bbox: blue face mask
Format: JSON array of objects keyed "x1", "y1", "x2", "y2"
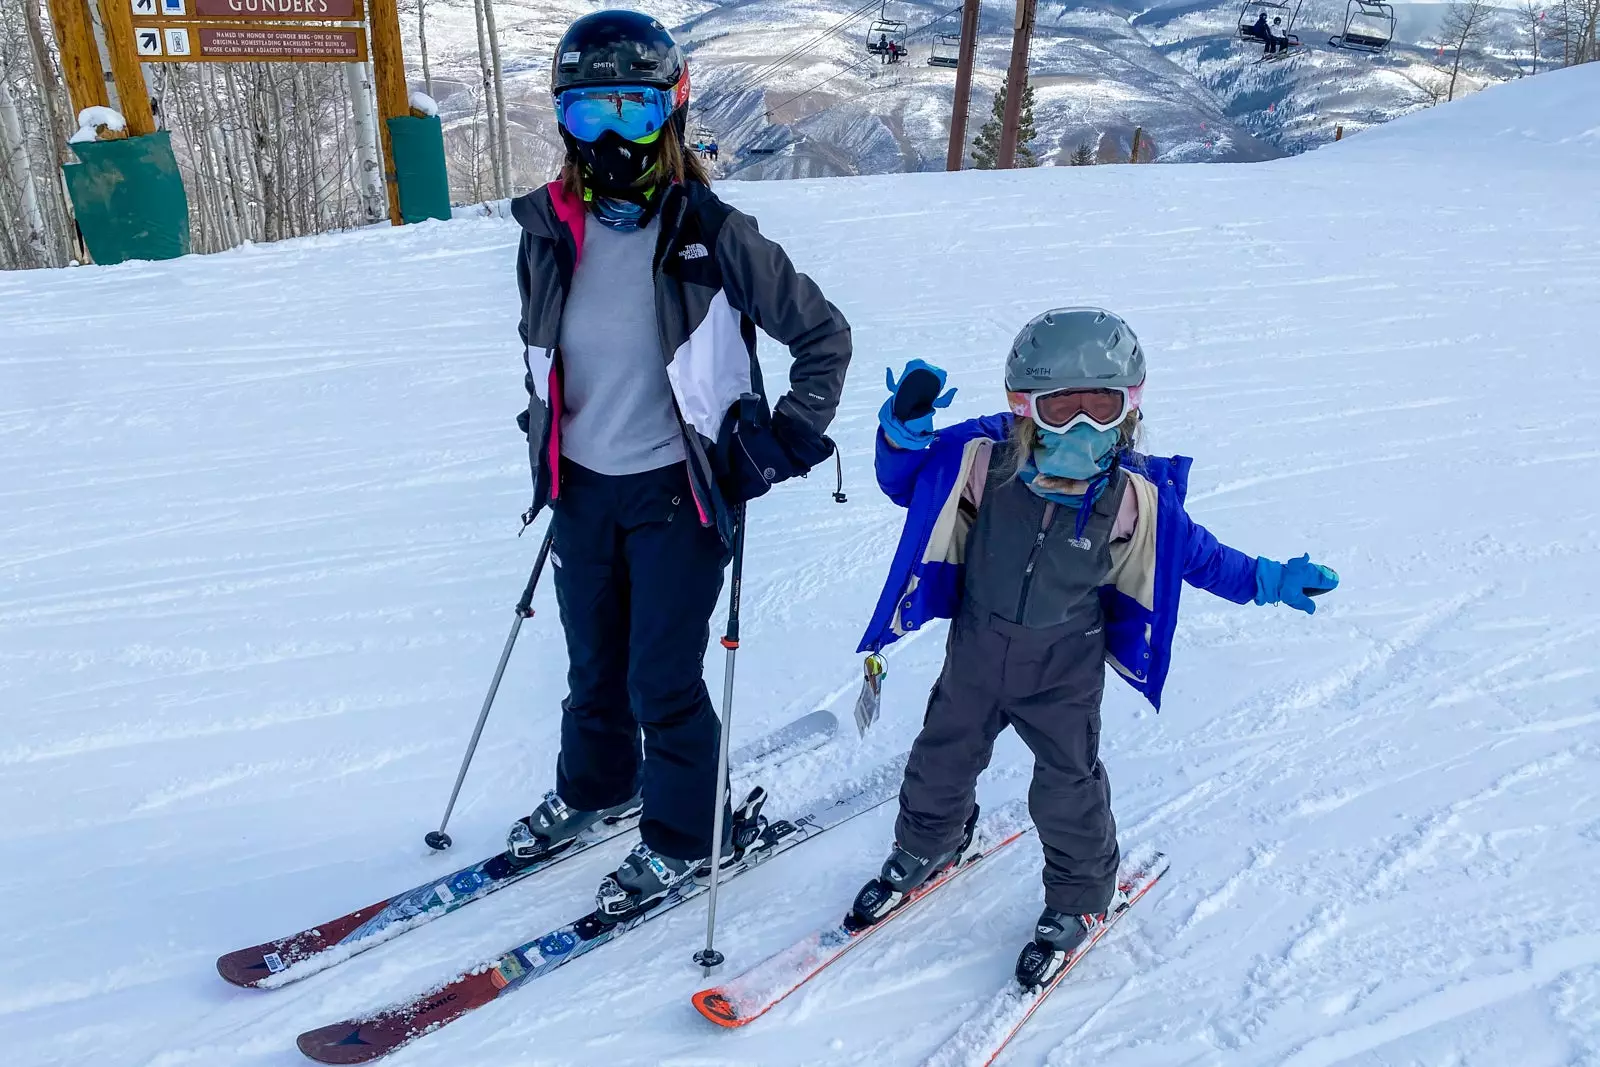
[
  {"x1": 591, "y1": 195, "x2": 647, "y2": 231},
  {"x1": 1034, "y1": 423, "x2": 1120, "y2": 480}
]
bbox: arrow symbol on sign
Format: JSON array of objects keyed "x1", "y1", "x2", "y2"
[{"x1": 140, "y1": 31, "x2": 158, "y2": 49}]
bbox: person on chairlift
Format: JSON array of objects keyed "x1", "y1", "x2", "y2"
[{"x1": 1265, "y1": 16, "x2": 1290, "y2": 54}]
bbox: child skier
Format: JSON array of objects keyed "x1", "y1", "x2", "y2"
[{"x1": 852, "y1": 307, "x2": 1338, "y2": 988}]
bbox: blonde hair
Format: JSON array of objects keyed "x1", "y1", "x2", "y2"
[
  {"x1": 559, "y1": 126, "x2": 711, "y2": 199},
  {"x1": 1011, "y1": 410, "x2": 1143, "y2": 480}
]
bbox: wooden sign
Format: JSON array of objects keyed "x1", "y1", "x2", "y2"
[
  {"x1": 197, "y1": 0, "x2": 358, "y2": 14},
  {"x1": 130, "y1": 0, "x2": 365, "y2": 21},
  {"x1": 137, "y1": 23, "x2": 368, "y2": 61}
]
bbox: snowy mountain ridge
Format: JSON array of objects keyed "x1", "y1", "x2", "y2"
[
  {"x1": 413, "y1": 0, "x2": 1527, "y2": 187},
  {"x1": 4, "y1": 64, "x2": 1599, "y2": 1067}
]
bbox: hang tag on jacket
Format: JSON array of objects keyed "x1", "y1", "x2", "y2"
[{"x1": 853, "y1": 654, "x2": 887, "y2": 737}]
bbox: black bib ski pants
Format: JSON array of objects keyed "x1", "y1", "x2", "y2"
[
  {"x1": 548, "y1": 459, "x2": 729, "y2": 862},
  {"x1": 895, "y1": 456, "x2": 1123, "y2": 914}
]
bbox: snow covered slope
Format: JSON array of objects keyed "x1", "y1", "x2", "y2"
[{"x1": 4, "y1": 66, "x2": 1599, "y2": 1067}]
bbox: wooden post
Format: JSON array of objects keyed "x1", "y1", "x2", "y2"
[
  {"x1": 46, "y1": 0, "x2": 110, "y2": 118},
  {"x1": 996, "y1": 0, "x2": 1036, "y2": 169},
  {"x1": 1334, "y1": 124, "x2": 1344, "y2": 141},
  {"x1": 96, "y1": 0, "x2": 156, "y2": 136},
  {"x1": 1129, "y1": 126, "x2": 1143, "y2": 163},
  {"x1": 945, "y1": 0, "x2": 981, "y2": 172},
  {"x1": 368, "y1": 0, "x2": 408, "y2": 225}
]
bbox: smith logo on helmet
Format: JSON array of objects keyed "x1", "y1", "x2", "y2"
[
  {"x1": 1023, "y1": 366, "x2": 1054, "y2": 379},
  {"x1": 592, "y1": 60, "x2": 616, "y2": 71}
]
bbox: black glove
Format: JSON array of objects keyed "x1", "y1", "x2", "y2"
[
  {"x1": 771, "y1": 407, "x2": 835, "y2": 469},
  {"x1": 715, "y1": 395, "x2": 835, "y2": 505}
]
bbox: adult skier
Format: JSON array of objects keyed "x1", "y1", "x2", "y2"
[
  {"x1": 851, "y1": 308, "x2": 1338, "y2": 988},
  {"x1": 505, "y1": 10, "x2": 851, "y2": 922}
]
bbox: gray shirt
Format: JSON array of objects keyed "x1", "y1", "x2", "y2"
[{"x1": 558, "y1": 216, "x2": 686, "y2": 475}]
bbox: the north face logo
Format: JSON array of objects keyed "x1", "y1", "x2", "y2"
[{"x1": 680, "y1": 243, "x2": 709, "y2": 260}]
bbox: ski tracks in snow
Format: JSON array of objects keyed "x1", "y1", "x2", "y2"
[{"x1": 5, "y1": 70, "x2": 1600, "y2": 1067}]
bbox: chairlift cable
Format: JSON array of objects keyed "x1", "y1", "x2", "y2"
[
  {"x1": 763, "y1": 1, "x2": 966, "y2": 118},
  {"x1": 716, "y1": 0, "x2": 888, "y2": 102}
]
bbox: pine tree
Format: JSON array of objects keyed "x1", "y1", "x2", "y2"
[
  {"x1": 1014, "y1": 82, "x2": 1040, "y2": 167},
  {"x1": 1069, "y1": 141, "x2": 1095, "y2": 166},
  {"x1": 970, "y1": 75, "x2": 1040, "y2": 169}
]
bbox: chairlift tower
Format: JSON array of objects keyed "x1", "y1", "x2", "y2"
[
  {"x1": 945, "y1": 0, "x2": 982, "y2": 170},
  {"x1": 996, "y1": 0, "x2": 1038, "y2": 169}
]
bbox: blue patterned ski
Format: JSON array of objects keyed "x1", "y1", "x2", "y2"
[
  {"x1": 217, "y1": 709, "x2": 836, "y2": 988},
  {"x1": 295, "y1": 753, "x2": 907, "y2": 1064}
]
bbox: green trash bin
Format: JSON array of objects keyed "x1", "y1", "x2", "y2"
[
  {"x1": 387, "y1": 115, "x2": 451, "y2": 224},
  {"x1": 63, "y1": 131, "x2": 190, "y2": 265}
]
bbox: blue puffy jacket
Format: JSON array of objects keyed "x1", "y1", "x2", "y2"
[{"x1": 856, "y1": 413, "x2": 1258, "y2": 710}]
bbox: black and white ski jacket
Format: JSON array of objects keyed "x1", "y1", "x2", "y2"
[{"x1": 511, "y1": 179, "x2": 852, "y2": 544}]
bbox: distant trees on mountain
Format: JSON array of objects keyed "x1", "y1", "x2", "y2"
[
  {"x1": 1439, "y1": 0, "x2": 1497, "y2": 101},
  {"x1": 1539, "y1": 0, "x2": 1600, "y2": 66}
]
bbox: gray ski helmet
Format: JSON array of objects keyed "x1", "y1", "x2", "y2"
[{"x1": 1004, "y1": 308, "x2": 1146, "y2": 393}]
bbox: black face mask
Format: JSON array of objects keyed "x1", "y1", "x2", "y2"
[{"x1": 566, "y1": 129, "x2": 663, "y2": 202}]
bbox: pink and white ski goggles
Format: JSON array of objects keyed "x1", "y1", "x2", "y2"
[{"x1": 1007, "y1": 382, "x2": 1144, "y2": 434}]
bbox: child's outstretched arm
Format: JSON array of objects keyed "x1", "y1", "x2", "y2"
[{"x1": 1180, "y1": 515, "x2": 1338, "y2": 613}]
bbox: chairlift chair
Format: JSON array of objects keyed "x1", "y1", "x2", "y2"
[
  {"x1": 1328, "y1": 0, "x2": 1395, "y2": 52},
  {"x1": 866, "y1": 18, "x2": 908, "y2": 62},
  {"x1": 929, "y1": 31, "x2": 961, "y2": 68},
  {"x1": 1237, "y1": 0, "x2": 1302, "y2": 49}
]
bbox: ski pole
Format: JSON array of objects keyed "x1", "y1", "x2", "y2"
[
  {"x1": 424, "y1": 528, "x2": 554, "y2": 852},
  {"x1": 694, "y1": 504, "x2": 746, "y2": 974}
]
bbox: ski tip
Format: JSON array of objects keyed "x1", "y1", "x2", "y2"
[
  {"x1": 296, "y1": 1021, "x2": 392, "y2": 1065},
  {"x1": 215, "y1": 949, "x2": 271, "y2": 988},
  {"x1": 692, "y1": 989, "x2": 752, "y2": 1028}
]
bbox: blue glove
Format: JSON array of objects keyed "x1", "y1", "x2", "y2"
[
  {"x1": 1254, "y1": 554, "x2": 1339, "y2": 614},
  {"x1": 879, "y1": 359, "x2": 956, "y2": 450}
]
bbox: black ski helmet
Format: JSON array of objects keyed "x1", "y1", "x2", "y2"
[
  {"x1": 551, "y1": 10, "x2": 689, "y2": 109},
  {"x1": 551, "y1": 11, "x2": 691, "y2": 198}
]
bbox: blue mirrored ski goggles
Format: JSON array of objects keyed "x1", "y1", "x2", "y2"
[{"x1": 557, "y1": 85, "x2": 672, "y2": 143}]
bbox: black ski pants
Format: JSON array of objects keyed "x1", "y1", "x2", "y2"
[
  {"x1": 549, "y1": 460, "x2": 728, "y2": 861},
  {"x1": 895, "y1": 605, "x2": 1120, "y2": 914}
]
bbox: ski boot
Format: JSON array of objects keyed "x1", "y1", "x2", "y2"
[
  {"x1": 1014, "y1": 884, "x2": 1129, "y2": 990},
  {"x1": 594, "y1": 788, "x2": 770, "y2": 924},
  {"x1": 505, "y1": 790, "x2": 641, "y2": 866},
  {"x1": 849, "y1": 805, "x2": 978, "y2": 929}
]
